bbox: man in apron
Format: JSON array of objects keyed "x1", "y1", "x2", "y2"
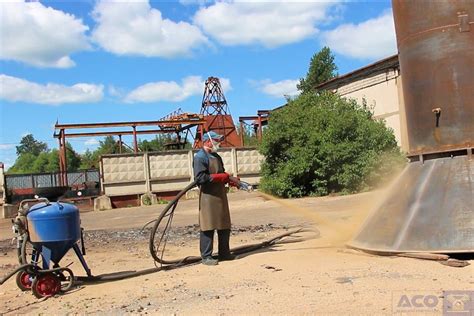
[{"x1": 193, "y1": 131, "x2": 237, "y2": 265}]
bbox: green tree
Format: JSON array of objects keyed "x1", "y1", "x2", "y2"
[
  {"x1": 65, "y1": 142, "x2": 81, "y2": 171},
  {"x1": 80, "y1": 149, "x2": 96, "y2": 169},
  {"x1": 139, "y1": 136, "x2": 166, "y2": 152},
  {"x1": 139, "y1": 134, "x2": 188, "y2": 151},
  {"x1": 15, "y1": 134, "x2": 48, "y2": 156},
  {"x1": 297, "y1": 47, "x2": 337, "y2": 94},
  {"x1": 80, "y1": 136, "x2": 137, "y2": 169},
  {"x1": 237, "y1": 123, "x2": 260, "y2": 147},
  {"x1": 96, "y1": 136, "x2": 121, "y2": 155},
  {"x1": 7, "y1": 153, "x2": 38, "y2": 174},
  {"x1": 259, "y1": 92, "x2": 405, "y2": 198},
  {"x1": 31, "y1": 152, "x2": 50, "y2": 173},
  {"x1": 46, "y1": 149, "x2": 60, "y2": 172},
  {"x1": 8, "y1": 137, "x2": 81, "y2": 173}
]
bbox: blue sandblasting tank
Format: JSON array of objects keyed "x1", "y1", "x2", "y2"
[{"x1": 27, "y1": 202, "x2": 81, "y2": 264}]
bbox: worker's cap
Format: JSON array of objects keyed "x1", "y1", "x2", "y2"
[{"x1": 203, "y1": 131, "x2": 224, "y2": 142}]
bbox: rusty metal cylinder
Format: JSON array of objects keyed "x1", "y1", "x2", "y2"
[
  {"x1": 393, "y1": 0, "x2": 474, "y2": 156},
  {"x1": 349, "y1": 1, "x2": 474, "y2": 255}
]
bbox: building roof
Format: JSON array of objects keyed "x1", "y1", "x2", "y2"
[
  {"x1": 245, "y1": 54, "x2": 400, "y2": 118},
  {"x1": 316, "y1": 54, "x2": 399, "y2": 91}
]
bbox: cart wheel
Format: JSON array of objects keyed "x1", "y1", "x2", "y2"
[
  {"x1": 56, "y1": 268, "x2": 75, "y2": 292},
  {"x1": 31, "y1": 273, "x2": 61, "y2": 298},
  {"x1": 15, "y1": 270, "x2": 33, "y2": 291}
]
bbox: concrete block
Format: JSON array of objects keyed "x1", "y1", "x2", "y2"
[
  {"x1": 2, "y1": 204, "x2": 17, "y2": 219},
  {"x1": 94, "y1": 195, "x2": 112, "y2": 211},
  {"x1": 140, "y1": 192, "x2": 158, "y2": 206}
]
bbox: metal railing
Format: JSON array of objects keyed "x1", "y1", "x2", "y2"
[{"x1": 5, "y1": 169, "x2": 100, "y2": 189}]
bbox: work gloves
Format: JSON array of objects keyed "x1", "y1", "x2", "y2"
[
  {"x1": 210, "y1": 173, "x2": 241, "y2": 187},
  {"x1": 228, "y1": 176, "x2": 241, "y2": 188},
  {"x1": 210, "y1": 173, "x2": 230, "y2": 183}
]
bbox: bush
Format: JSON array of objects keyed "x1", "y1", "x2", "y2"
[{"x1": 259, "y1": 92, "x2": 406, "y2": 198}]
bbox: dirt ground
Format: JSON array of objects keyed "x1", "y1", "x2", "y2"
[{"x1": 0, "y1": 189, "x2": 472, "y2": 315}]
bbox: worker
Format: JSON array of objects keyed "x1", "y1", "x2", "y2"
[{"x1": 193, "y1": 131, "x2": 237, "y2": 265}]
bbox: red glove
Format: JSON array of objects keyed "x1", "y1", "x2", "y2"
[
  {"x1": 211, "y1": 173, "x2": 229, "y2": 183},
  {"x1": 229, "y1": 176, "x2": 241, "y2": 187}
]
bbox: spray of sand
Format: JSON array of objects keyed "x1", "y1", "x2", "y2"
[
  {"x1": 255, "y1": 167, "x2": 406, "y2": 249},
  {"x1": 257, "y1": 191, "x2": 357, "y2": 248}
]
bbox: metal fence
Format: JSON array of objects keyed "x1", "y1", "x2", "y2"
[{"x1": 5, "y1": 170, "x2": 100, "y2": 190}]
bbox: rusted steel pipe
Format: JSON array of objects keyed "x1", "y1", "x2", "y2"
[
  {"x1": 132, "y1": 126, "x2": 138, "y2": 153},
  {"x1": 348, "y1": 1, "x2": 474, "y2": 254},
  {"x1": 393, "y1": 0, "x2": 474, "y2": 156},
  {"x1": 54, "y1": 118, "x2": 205, "y2": 130}
]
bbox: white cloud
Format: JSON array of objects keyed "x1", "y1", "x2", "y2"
[
  {"x1": 0, "y1": 0, "x2": 90, "y2": 68},
  {"x1": 125, "y1": 76, "x2": 231, "y2": 103},
  {"x1": 179, "y1": 0, "x2": 210, "y2": 6},
  {"x1": 256, "y1": 79, "x2": 300, "y2": 98},
  {"x1": 0, "y1": 74, "x2": 104, "y2": 105},
  {"x1": 0, "y1": 144, "x2": 15, "y2": 150},
  {"x1": 322, "y1": 11, "x2": 397, "y2": 60},
  {"x1": 85, "y1": 138, "x2": 100, "y2": 146},
  {"x1": 91, "y1": 0, "x2": 208, "y2": 58},
  {"x1": 193, "y1": 1, "x2": 337, "y2": 47},
  {"x1": 108, "y1": 85, "x2": 125, "y2": 98}
]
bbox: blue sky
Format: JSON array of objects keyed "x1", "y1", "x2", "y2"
[{"x1": 0, "y1": 0, "x2": 396, "y2": 169}]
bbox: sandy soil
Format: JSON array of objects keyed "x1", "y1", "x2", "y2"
[{"x1": 0, "y1": 190, "x2": 472, "y2": 315}]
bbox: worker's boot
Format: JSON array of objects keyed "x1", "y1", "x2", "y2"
[
  {"x1": 218, "y1": 253, "x2": 236, "y2": 261},
  {"x1": 217, "y1": 229, "x2": 236, "y2": 261},
  {"x1": 201, "y1": 257, "x2": 218, "y2": 266},
  {"x1": 200, "y1": 230, "x2": 216, "y2": 265}
]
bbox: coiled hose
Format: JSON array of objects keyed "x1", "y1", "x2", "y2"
[
  {"x1": 147, "y1": 180, "x2": 305, "y2": 267},
  {"x1": 148, "y1": 180, "x2": 201, "y2": 266},
  {"x1": 1, "y1": 181, "x2": 304, "y2": 286}
]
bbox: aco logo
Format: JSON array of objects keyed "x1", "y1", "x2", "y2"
[
  {"x1": 398, "y1": 294, "x2": 439, "y2": 309},
  {"x1": 393, "y1": 292, "x2": 441, "y2": 313}
]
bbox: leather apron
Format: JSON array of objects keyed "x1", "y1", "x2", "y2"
[{"x1": 198, "y1": 154, "x2": 231, "y2": 231}]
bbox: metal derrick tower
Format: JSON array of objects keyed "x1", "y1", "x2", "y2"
[{"x1": 194, "y1": 77, "x2": 242, "y2": 148}]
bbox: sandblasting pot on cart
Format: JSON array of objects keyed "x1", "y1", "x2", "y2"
[{"x1": 27, "y1": 202, "x2": 82, "y2": 266}]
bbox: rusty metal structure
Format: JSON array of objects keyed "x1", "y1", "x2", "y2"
[
  {"x1": 349, "y1": 0, "x2": 473, "y2": 253},
  {"x1": 395, "y1": 1, "x2": 474, "y2": 155},
  {"x1": 194, "y1": 77, "x2": 242, "y2": 148},
  {"x1": 159, "y1": 108, "x2": 201, "y2": 149},
  {"x1": 238, "y1": 110, "x2": 270, "y2": 146},
  {"x1": 54, "y1": 115, "x2": 206, "y2": 186}
]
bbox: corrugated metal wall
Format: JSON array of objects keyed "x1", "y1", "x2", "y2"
[{"x1": 5, "y1": 170, "x2": 100, "y2": 189}]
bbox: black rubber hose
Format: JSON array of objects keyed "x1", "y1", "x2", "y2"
[
  {"x1": 1, "y1": 229, "x2": 303, "y2": 286},
  {"x1": 19, "y1": 233, "x2": 29, "y2": 265},
  {"x1": 148, "y1": 180, "x2": 306, "y2": 267},
  {"x1": 79, "y1": 228, "x2": 305, "y2": 283},
  {"x1": 2, "y1": 180, "x2": 305, "y2": 287},
  {"x1": 149, "y1": 180, "x2": 199, "y2": 265},
  {"x1": 0, "y1": 264, "x2": 74, "y2": 287},
  {"x1": 0, "y1": 264, "x2": 35, "y2": 285}
]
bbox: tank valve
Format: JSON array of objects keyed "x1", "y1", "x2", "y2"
[{"x1": 432, "y1": 108, "x2": 441, "y2": 127}]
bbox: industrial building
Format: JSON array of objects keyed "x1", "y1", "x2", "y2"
[{"x1": 316, "y1": 54, "x2": 408, "y2": 152}]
